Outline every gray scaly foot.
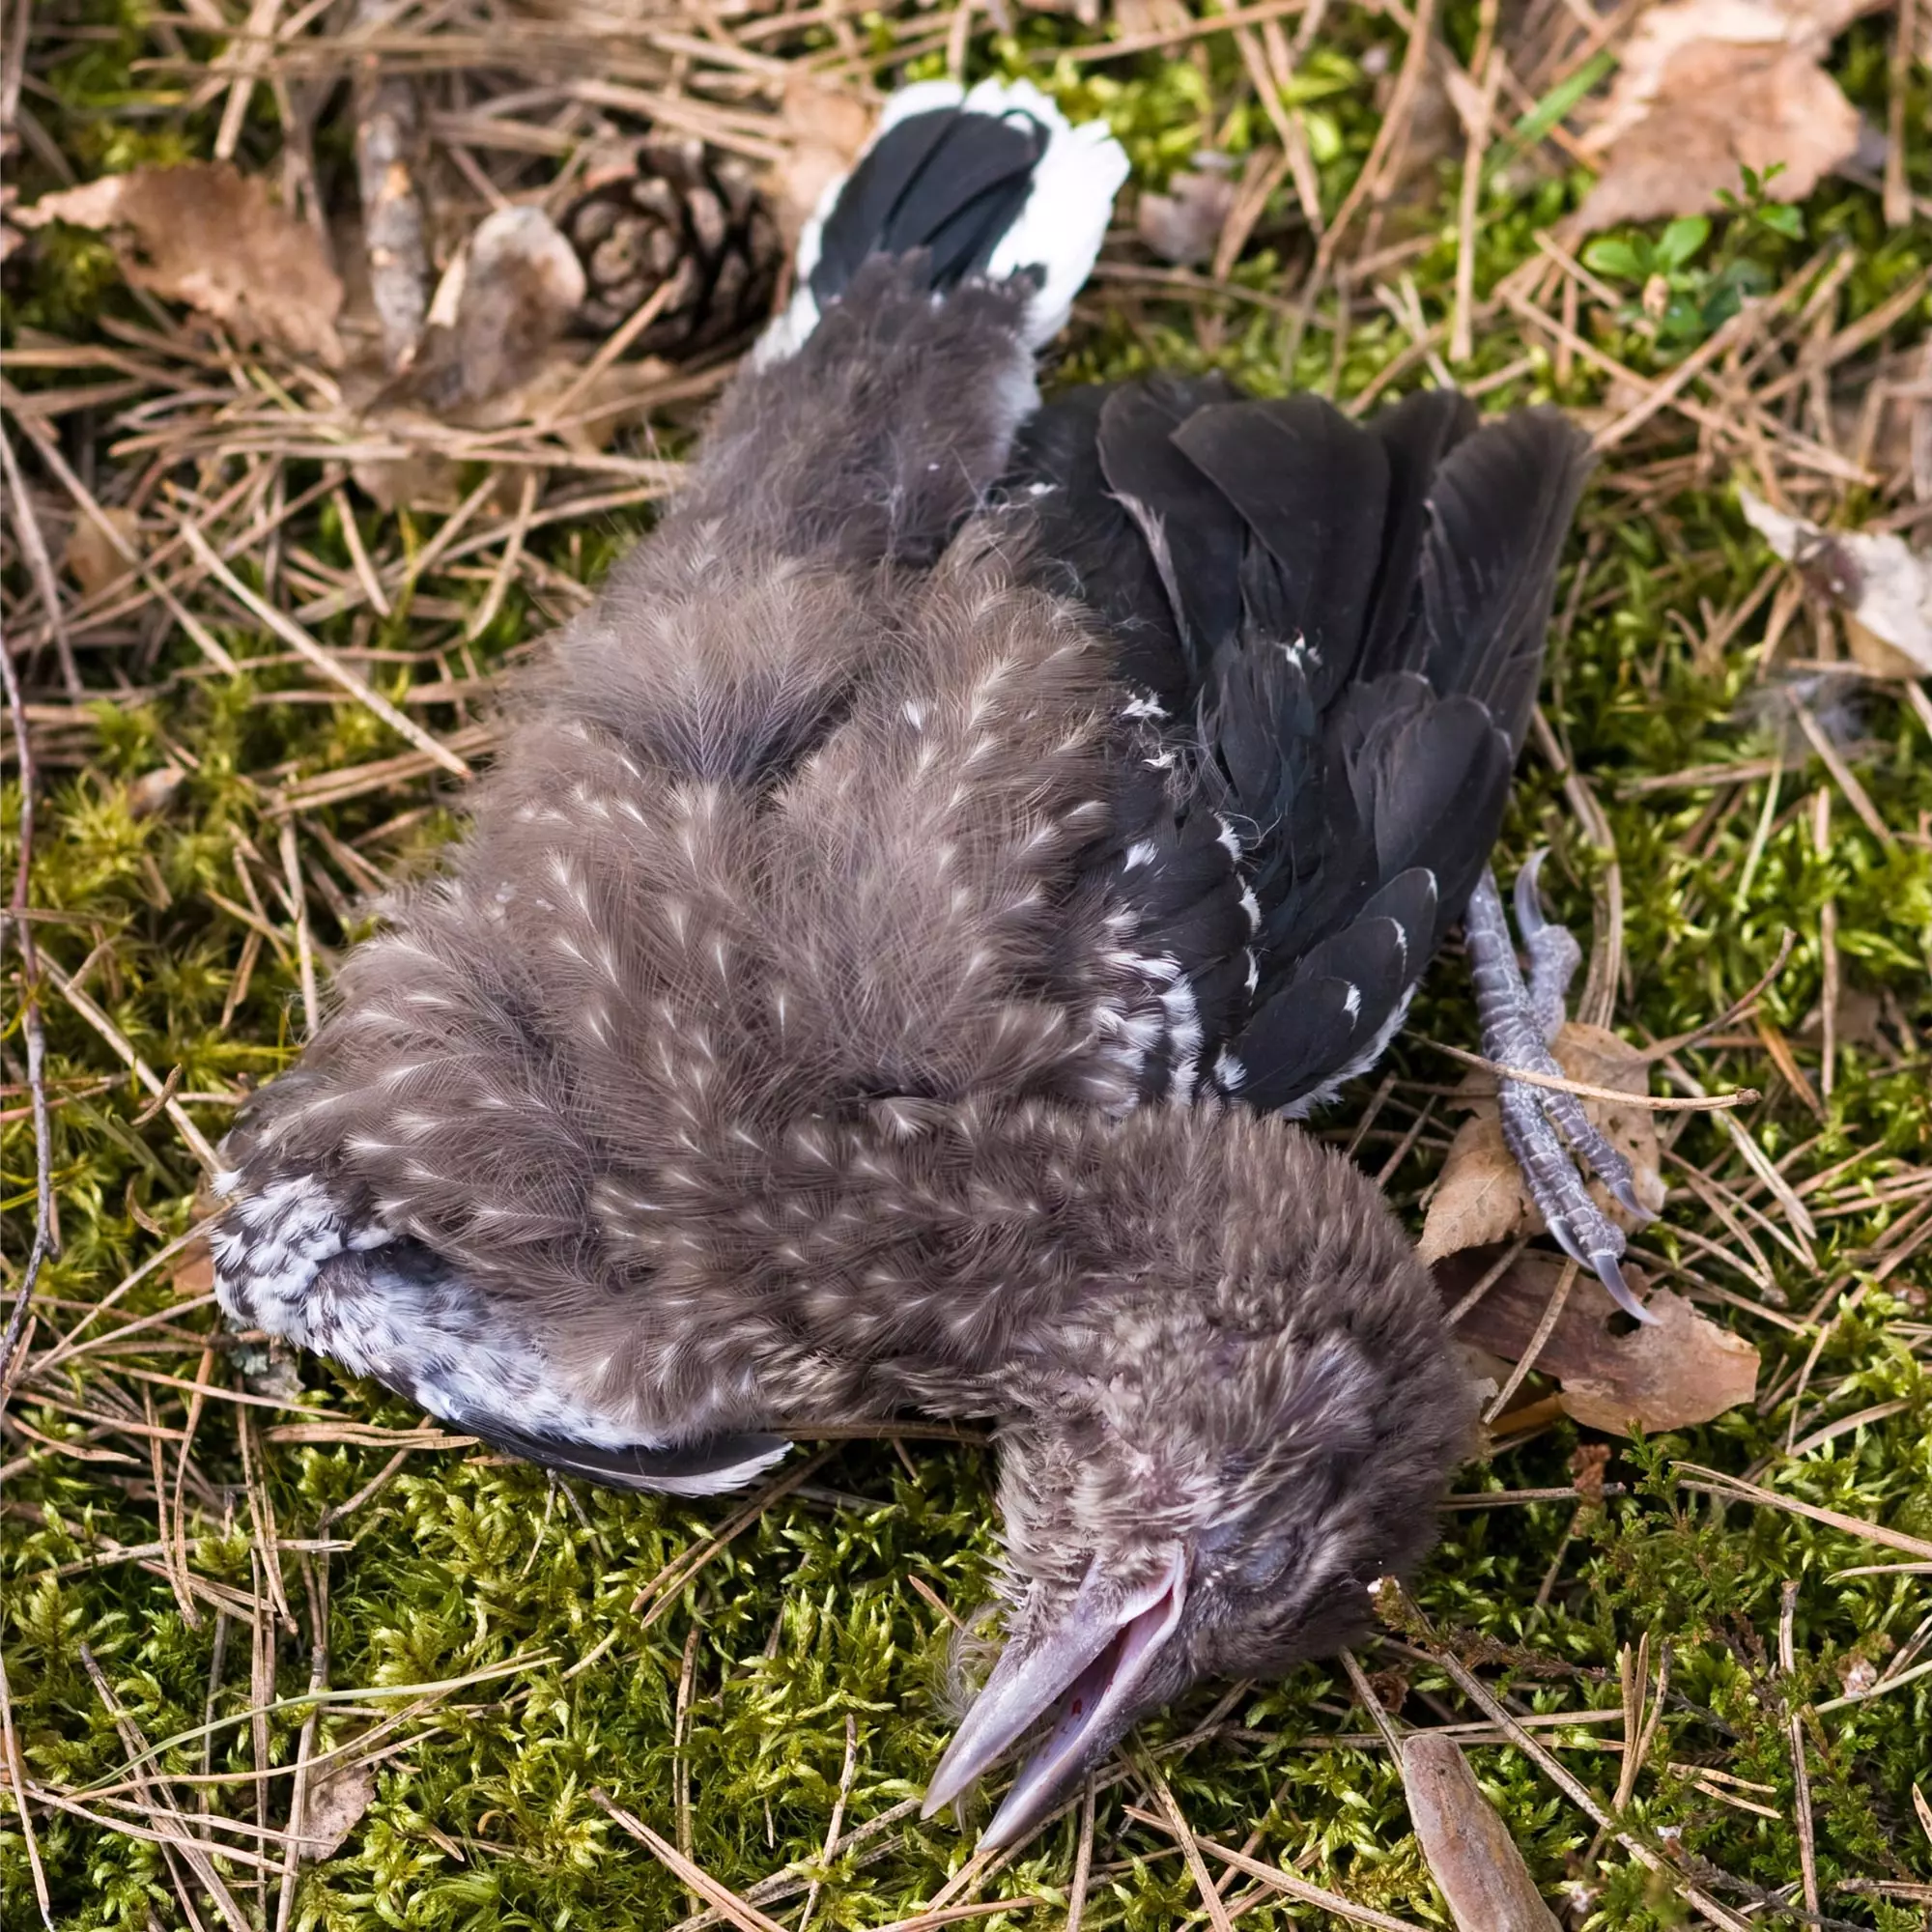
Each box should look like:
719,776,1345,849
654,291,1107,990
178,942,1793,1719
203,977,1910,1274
1463,854,1658,1324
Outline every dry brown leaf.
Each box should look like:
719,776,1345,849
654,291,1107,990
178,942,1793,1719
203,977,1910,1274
1417,1022,1666,1266
126,763,187,819
61,504,141,599
297,1758,378,1863
1136,163,1236,267
1574,0,1889,232
1740,488,1932,675
405,208,585,412
1439,1249,1760,1433
1114,0,1195,36
350,442,467,516
1402,1733,1560,1931
18,163,344,364
772,72,872,250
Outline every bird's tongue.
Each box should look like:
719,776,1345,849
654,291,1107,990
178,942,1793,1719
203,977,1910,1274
923,1546,1187,1850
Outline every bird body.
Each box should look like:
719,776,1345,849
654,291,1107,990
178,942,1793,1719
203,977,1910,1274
213,80,1590,1844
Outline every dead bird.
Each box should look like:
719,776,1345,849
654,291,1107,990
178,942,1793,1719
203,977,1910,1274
212,80,1630,1847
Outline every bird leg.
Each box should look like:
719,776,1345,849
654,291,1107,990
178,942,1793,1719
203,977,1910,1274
1463,855,1658,1323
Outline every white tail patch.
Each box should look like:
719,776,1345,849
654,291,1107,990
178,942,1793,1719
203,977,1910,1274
759,77,1126,361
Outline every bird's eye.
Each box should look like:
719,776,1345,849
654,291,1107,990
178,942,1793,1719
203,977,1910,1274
1233,1539,1295,1595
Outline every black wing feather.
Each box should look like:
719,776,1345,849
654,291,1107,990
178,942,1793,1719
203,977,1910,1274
1009,380,1589,1116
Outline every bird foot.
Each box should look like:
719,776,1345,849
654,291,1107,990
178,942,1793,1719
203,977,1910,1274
1464,856,1659,1325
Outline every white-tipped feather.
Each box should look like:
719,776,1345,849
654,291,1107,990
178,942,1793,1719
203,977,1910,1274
971,78,1127,346
758,77,1125,362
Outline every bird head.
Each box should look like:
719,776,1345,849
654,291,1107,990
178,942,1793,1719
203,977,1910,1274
921,1114,1475,1848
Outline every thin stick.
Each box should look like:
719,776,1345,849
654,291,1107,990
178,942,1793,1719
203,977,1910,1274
1125,1807,1431,1931
535,277,679,434
1065,1780,1095,1932
1811,787,1838,1105
1423,1039,1758,1111
1674,1463,1932,1561
1448,0,1499,366
42,956,222,1170
1777,1581,1821,1923
0,1646,53,1928
1793,703,1894,847
591,1791,790,1932
1484,1259,1578,1423
1137,1751,1236,1932
0,393,241,673
1339,1649,1406,1759
178,522,470,778
1884,0,1918,227
0,423,82,693
798,1714,859,1932
276,821,321,1037
1640,929,1796,1059
80,1644,256,1932
353,7,429,373
1377,1585,1753,1932
0,628,58,1409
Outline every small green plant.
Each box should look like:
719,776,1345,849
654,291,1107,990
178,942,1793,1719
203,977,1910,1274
1582,163,1807,355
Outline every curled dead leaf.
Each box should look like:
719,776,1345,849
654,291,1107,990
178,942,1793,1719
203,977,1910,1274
1402,1733,1560,1931
1438,1248,1760,1434
18,163,344,364
1136,163,1236,267
404,207,586,411
1740,487,1931,675
126,763,187,820
1573,0,1889,231
1418,1021,1666,1267
297,1757,378,1862
61,504,142,600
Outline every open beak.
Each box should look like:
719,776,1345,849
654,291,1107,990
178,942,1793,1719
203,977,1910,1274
922,1544,1187,1850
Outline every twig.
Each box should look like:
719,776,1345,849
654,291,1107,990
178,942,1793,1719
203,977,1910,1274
177,522,470,778
1125,1805,1431,1931
591,1790,790,1932
41,954,220,1171
1640,930,1797,1060
1136,1750,1235,1932
1777,1581,1821,1924
0,423,82,693
1793,705,1893,849
80,1643,256,1932
1448,0,1499,366
1,381,242,673
1884,0,1918,228
0,1646,53,1929
798,1713,859,1932
353,4,430,373
1674,1463,1932,1562
0,627,58,1410
1065,1780,1095,1932
1339,1648,1406,1759
277,820,320,1037
1375,1583,1754,1932
1484,1259,1577,1423
1422,1038,1758,1111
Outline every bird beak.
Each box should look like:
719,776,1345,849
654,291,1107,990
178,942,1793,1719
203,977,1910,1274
923,1543,1187,1850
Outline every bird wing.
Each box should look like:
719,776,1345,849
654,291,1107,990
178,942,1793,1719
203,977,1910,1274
1008,383,1591,1115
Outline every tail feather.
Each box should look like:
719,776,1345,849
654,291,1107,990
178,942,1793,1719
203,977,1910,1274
762,78,1127,360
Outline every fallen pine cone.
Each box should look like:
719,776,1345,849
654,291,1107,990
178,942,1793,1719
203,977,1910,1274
561,134,781,356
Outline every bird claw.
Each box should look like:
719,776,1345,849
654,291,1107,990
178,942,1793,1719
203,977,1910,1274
1466,859,1660,1327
